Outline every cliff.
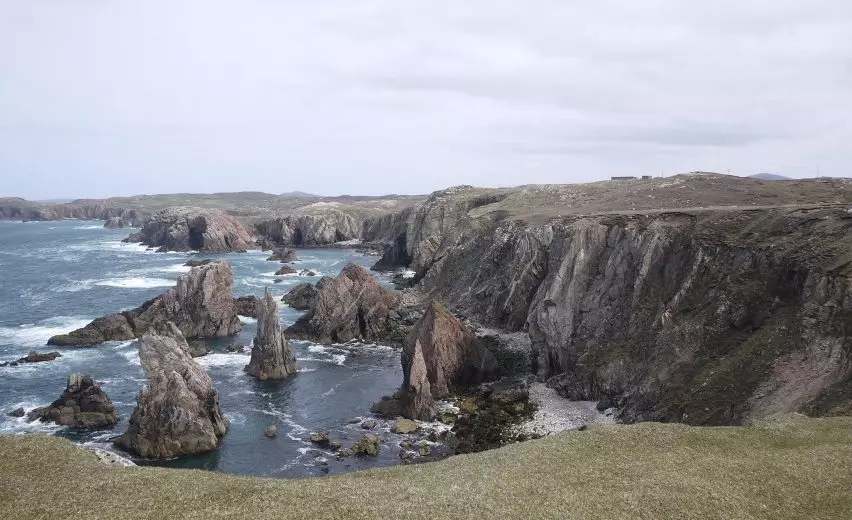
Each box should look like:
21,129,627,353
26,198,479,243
125,207,254,252
253,211,360,246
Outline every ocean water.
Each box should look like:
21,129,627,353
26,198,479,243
0,220,409,478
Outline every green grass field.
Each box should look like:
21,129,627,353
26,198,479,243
1,414,850,519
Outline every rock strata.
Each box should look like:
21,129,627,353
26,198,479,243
285,263,401,344
48,262,242,346
27,373,117,429
245,290,297,380
125,207,253,252
114,323,229,458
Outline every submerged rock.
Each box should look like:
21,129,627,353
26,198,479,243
27,373,117,429
125,207,253,253
275,265,297,276
1,351,62,367
244,290,297,380
281,283,318,310
299,270,316,277
267,248,299,263
265,424,277,438
114,323,229,458
48,261,242,346
309,431,330,446
285,263,401,344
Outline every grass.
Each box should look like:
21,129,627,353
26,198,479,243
1,414,851,519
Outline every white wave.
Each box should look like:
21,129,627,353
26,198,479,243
196,353,249,368
73,225,104,230
295,354,346,366
160,264,192,273
119,349,141,366
240,277,275,288
56,279,95,292
238,316,257,324
224,412,247,426
94,278,174,289
0,316,92,348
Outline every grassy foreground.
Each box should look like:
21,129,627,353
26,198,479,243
1,415,850,520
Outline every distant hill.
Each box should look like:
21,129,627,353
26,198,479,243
278,191,317,198
749,173,791,181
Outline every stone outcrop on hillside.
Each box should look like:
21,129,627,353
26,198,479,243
114,323,229,458
125,207,253,252
245,290,297,380
254,211,359,247
27,373,117,429
285,264,401,344
48,262,242,346
392,189,852,425
281,283,318,310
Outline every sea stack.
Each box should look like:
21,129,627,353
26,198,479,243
245,290,297,380
115,323,229,458
124,206,254,253
285,263,401,344
27,373,118,429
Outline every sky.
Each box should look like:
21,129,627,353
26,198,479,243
1,1,851,199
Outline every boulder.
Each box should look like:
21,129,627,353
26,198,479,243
27,373,117,429
392,419,420,434
265,424,277,438
275,265,297,276
21,351,62,363
267,248,299,263
370,395,403,417
281,283,318,310
285,263,401,344
309,431,330,446
234,295,260,318
49,262,242,346
124,206,253,253
244,290,297,380
114,323,229,458
361,419,378,430
8,407,25,418
351,434,381,456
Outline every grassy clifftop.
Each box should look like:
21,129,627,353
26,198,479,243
1,414,850,519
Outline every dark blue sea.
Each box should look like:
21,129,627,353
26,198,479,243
0,220,410,477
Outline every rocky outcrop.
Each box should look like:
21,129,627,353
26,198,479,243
0,351,61,367
27,374,117,429
104,216,132,228
125,207,253,252
234,295,260,318
285,263,401,344
254,211,359,247
401,339,436,420
267,248,299,262
48,262,242,346
114,323,229,458
275,265,297,275
281,283,318,310
404,199,852,425
245,291,297,380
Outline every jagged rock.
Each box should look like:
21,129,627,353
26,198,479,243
104,216,129,229
27,373,117,429
254,212,360,247
2,351,62,367
184,259,213,268
285,263,401,344
124,207,253,253
275,266,297,275
267,248,299,263
398,302,496,420
392,419,420,434
351,434,381,456
265,424,277,438
244,290,297,380
281,283,318,310
114,323,229,458
234,295,260,318
49,262,242,346
8,408,24,418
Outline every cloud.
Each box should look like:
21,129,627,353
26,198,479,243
0,1,850,198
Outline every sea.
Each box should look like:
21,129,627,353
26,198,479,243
0,219,413,477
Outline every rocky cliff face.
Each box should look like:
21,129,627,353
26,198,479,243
285,264,401,344
404,203,852,425
0,198,145,223
254,211,359,246
27,373,117,429
125,207,253,252
49,262,242,346
115,323,229,458
245,291,297,380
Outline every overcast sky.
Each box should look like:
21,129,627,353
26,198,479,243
1,1,851,199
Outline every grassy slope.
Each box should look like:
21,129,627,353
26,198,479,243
1,415,850,520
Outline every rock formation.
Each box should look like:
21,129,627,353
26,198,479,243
114,323,229,458
254,211,359,247
245,290,297,380
275,265,297,275
27,373,117,429
234,295,260,318
281,283,318,310
267,248,299,263
125,207,253,252
0,351,61,367
49,262,242,346
285,263,401,344
400,340,436,420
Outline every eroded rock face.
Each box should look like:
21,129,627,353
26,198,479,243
125,207,253,252
115,323,229,458
234,295,260,318
245,291,297,380
48,262,242,346
281,283,318,310
254,212,359,247
285,263,401,344
401,340,436,420
27,373,117,429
